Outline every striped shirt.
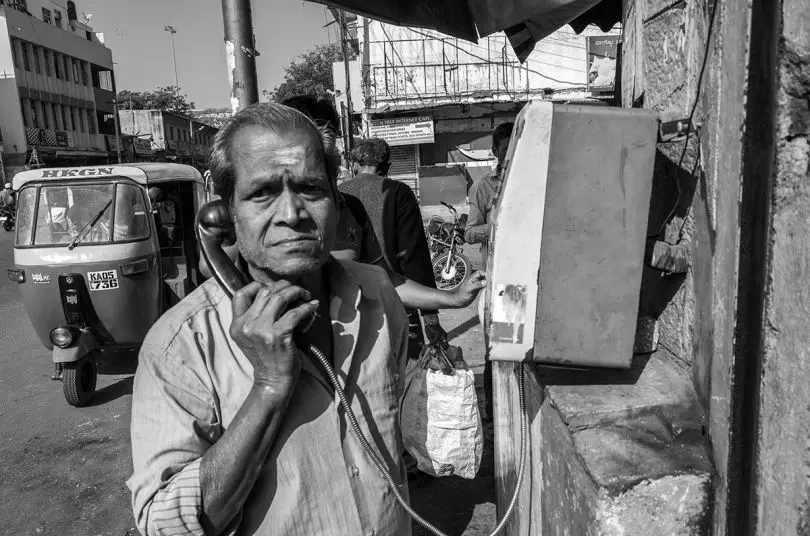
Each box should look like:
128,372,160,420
465,171,500,264
127,258,412,536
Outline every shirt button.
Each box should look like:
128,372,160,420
351,465,360,477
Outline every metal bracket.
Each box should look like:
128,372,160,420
657,118,702,143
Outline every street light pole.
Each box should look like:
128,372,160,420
164,25,179,88
221,0,259,113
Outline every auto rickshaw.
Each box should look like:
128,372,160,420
8,163,205,407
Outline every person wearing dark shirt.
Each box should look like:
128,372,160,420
339,138,446,355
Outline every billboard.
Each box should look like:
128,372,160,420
368,115,435,147
586,35,620,94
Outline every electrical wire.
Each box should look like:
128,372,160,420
649,0,719,239
308,342,529,536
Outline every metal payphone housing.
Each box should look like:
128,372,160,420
484,101,658,368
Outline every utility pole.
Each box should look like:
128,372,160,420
221,0,259,114
164,25,179,87
338,10,354,153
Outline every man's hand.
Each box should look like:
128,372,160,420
229,280,320,395
422,313,448,346
451,271,486,308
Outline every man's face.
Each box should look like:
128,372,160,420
493,137,510,170
230,124,337,280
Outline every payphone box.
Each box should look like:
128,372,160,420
485,101,658,368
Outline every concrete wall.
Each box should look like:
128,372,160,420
751,0,810,531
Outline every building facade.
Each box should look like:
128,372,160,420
335,18,620,205
118,109,218,171
0,0,116,179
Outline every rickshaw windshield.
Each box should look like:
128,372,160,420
15,180,151,247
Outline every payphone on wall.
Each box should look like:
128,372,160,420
484,100,659,368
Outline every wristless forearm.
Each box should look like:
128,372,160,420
200,381,293,533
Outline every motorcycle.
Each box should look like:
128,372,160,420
425,202,471,291
0,207,15,231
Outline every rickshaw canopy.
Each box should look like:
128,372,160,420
307,0,621,61
12,163,204,191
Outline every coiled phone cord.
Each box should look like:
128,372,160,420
307,343,529,536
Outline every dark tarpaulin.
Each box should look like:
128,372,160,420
307,0,622,62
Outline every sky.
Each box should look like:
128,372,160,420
77,0,336,109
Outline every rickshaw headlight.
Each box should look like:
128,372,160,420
50,327,74,349
7,269,24,283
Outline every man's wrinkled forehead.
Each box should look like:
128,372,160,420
231,123,325,173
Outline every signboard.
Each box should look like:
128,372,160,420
368,115,434,147
133,138,154,155
586,35,620,94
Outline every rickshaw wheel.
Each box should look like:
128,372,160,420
63,354,98,407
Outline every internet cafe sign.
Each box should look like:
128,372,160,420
368,115,435,147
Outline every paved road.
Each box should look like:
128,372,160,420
0,229,137,535
0,226,494,536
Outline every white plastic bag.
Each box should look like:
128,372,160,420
400,346,483,479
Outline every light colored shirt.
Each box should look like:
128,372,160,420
465,171,500,262
128,258,412,536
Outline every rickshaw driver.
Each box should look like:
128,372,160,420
128,103,411,536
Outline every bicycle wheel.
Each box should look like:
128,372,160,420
432,252,470,291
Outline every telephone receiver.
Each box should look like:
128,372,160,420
195,199,316,334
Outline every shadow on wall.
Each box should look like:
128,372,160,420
638,143,701,344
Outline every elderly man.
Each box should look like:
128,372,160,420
128,103,411,535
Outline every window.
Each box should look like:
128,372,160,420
5,0,28,15
113,183,150,241
97,69,113,91
30,100,39,128
43,49,51,76
11,39,18,69
81,62,87,85
41,7,52,24
44,102,52,129
63,55,70,82
33,46,41,74
169,126,174,140
87,110,96,134
61,105,69,130
76,107,84,132
18,183,150,247
54,10,63,29
20,98,29,128
52,104,60,129
21,42,30,72
72,60,79,82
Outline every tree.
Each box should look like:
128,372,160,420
117,86,195,115
269,44,353,103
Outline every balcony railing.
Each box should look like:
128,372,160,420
2,0,29,14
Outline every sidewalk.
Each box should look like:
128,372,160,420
407,243,498,536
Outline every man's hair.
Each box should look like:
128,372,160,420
281,95,340,132
207,102,337,207
351,138,390,170
493,122,515,147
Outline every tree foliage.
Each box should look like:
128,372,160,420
117,86,195,115
269,44,351,103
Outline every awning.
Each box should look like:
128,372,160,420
306,0,621,61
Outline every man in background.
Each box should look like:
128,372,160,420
465,121,514,420
339,138,447,357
